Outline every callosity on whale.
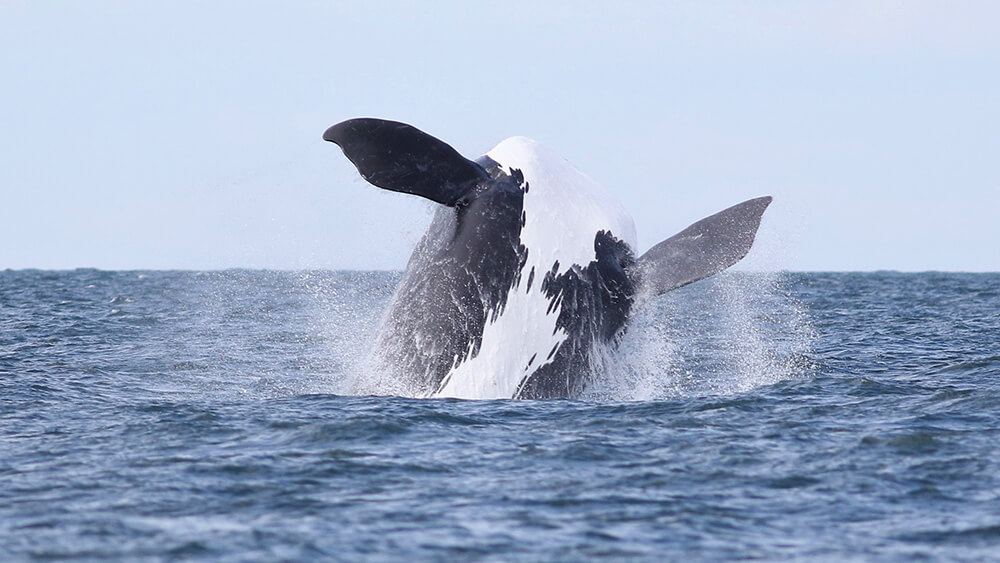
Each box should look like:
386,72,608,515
323,118,771,400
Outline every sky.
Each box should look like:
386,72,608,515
2,1,998,271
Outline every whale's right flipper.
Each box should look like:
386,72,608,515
323,118,488,207
636,196,772,295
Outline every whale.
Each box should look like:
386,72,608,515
323,118,771,399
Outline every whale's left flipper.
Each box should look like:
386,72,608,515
323,118,488,206
636,196,772,295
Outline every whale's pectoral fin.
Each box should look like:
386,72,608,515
323,118,487,206
635,196,772,295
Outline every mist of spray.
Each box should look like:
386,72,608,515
317,269,814,401
600,271,815,401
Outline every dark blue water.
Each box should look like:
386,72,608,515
2,270,999,560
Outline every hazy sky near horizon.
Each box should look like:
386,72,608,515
2,1,998,271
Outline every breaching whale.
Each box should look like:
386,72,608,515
324,118,771,400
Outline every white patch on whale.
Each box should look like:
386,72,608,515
433,137,637,399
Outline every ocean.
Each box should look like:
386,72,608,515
2,270,999,560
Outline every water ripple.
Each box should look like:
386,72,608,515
2,271,1000,560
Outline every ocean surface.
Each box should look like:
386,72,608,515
2,270,999,561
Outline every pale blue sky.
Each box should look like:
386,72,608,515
2,1,998,271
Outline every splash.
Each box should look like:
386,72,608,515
596,271,815,401
288,270,398,396
302,270,814,401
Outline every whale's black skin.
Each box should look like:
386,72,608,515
374,159,531,395
513,230,638,398
324,118,771,399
